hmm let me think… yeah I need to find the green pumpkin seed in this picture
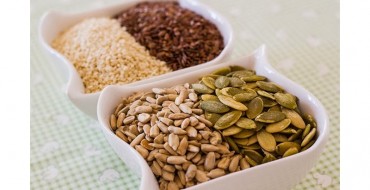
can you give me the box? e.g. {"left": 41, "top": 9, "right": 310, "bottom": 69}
{"left": 246, "top": 97, "right": 263, "bottom": 119}
{"left": 201, "top": 77, "right": 216, "bottom": 89}
{"left": 260, "top": 97, "right": 278, "bottom": 107}
{"left": 241, "top": 75, "right": 266, "bottom": 82}
{"left": 255, "top": 111, "right": 286, "bottom": 123}
{"left": 234, "top": 138, "right": 249, "bottom": 146}
{"left": 281, "top": 108, "right": 305, "bottom": 129}
{"left": 225, "top": 137, "right": 239, "bottom": 152}
{"left": 273, "top": 133, "right": 288, "bottom": 142}
{"left": 257, "top": 90, "right": 275, "bottom": 100}
{"left": 301, "top": 128, "right": 316, "bottom": 147}
{"left": 274, "top": 93, "right": 297, "bottom": 109}
{"left": 205, "top": 112, "right": 221, "bottom": 125}
{"left": 202, "top": 74, "right": 220, "bottom": 79}
{"left": 233, "top": 88, "right": 257, "bottom": 102}
{"left": 242, "top": 143, "right": 261, "bottom": 150}
{"left": 262, "top": 153, "right": 277, "bottom": 164}
{"left": 232, "top": 70, "right": 254, "bottom": 78}
{"left": 229, "top": 77, "right": 246, "bottom": 87}
{"left": 256, "top": 81, "right": 283, "bottom": 93}
{"left": 255, "top": 121, "right": 264, "bottom": 131}
{"left": 201, "top": 94, "right": 219, "bottom": 101}
{"left": 302, "top": 124, "right": 311, "bottom": 139}
{"left": 282, "top": 147, "right": 299, "bottom": 157}
{"left": 215, "top": 76, "right": 230, "bottom": 89}
{"left": 236, "top": 117, "right": 257, "bottom": 129}
{"left": 215, "top": 89, "right": 222, "bottom": 96}
{"left": 280, "top": 128, "right": 297, "bottom": 134}
{"left": 200, "top": 101, "right": 230, "bottom": 113}
{"left": 241, "top": 149, "right": 263, "bottom": 163}
{"left": 268, "top": 105, "right": 281, "bottom": 112}
{"left": 241, "top": 83, "right": 258, "bottom": 90}
{"left": 212, "top": 67, "right": 231, "bottom": 75}
{"left": 230, "top": 65, "right": 247, "bottom": 71}
{"left": 222, "top": 126, "right": 243, "bottom": 136}
{"left": 247, "top": 134, "right": 258, "bottom": 145}
{"left": 303, "top": 114, "right": 317, "bottom": 128}
{"left": 287, "top": 129, "right": 303, "bottom": 141}
{"left": 265, "top": 119, "right": 291, "bottom": 133}
{"left": 301, "top": 139, "right": 315, "bottom": 151}
{"left": 221, "top": 87, "right": 246, "bottom": 96}
{"left": 276, "top": 142, "right": 301, "bottom": 155}
{"left": 257, "top": 130, "right": 276, "bottom": 152}
{"left": 192, "top": 83, "right": 214, "bottom": 94}
{"left": 218, "top": 95, "right": 248, "bottom": 111}
{"left": 245, "top": 155, "right": 258, "bottom": 166}
{"left": 214, "top": 110, "right": 242, "bottom": 130}
{"left": 233, "top": 129, "right": 255, "bottom": 138}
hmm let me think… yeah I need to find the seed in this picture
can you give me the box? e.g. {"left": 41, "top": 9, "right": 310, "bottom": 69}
{"left": 167, "top": 181, "right": 179, "bottom": 190}
{"left": 169, "top": 134, "right": 180, "bottom": 151}
{"left": 154, "top": 133, "right": 164, "bottom": 144}
{"left": 110, "top": 114, "right": 117, "bottom": 131}
{"left": 214, "top": 110, "right": 242, "bottom": 130}
{"left": 151, "top": 161, "right": 162, "bottom": 176}
{"left": 212, "top": 67, "right": 231, "bottom": 75}
{"left": 204, "top": 152, "right": 216, "bottom": 171}
{"left": 280, "top": 128, "right": 297, "bottom": 134}
{"left": 185, "top": 164, "right": 197, "bottom": 182}
{"left": 149, "top": 143, "right": 164, "bottom": 149}
{"left": 186, "top": 126, "right": 198, "bottom": 138}
{"left": 218, "top": 94, "right": 248, "bottom": 111}
{"left": 257, "top": 130, "right": 276, "bottom": 152}
{"left": 194, "top": 115, "right": 213, "bottom": 127}
{"left": 229, "top": 77, "right": 246, "bottom": 87}
{"left": 159, "top": 117, "right": 173, "bottom": 126}
{"left": 233, "top": 92, "right": 257, "bottom": 102}
{"left": 247, "top": 134, "right": 258, "bottom": 145}
{"left": 169, "top": 113, "right": 190, "bottom": 120}
{"left": 168, "top": 102, "right": 181, "bottom": 113}
{"left": 229, "top": 155, "right": 241, "bottom": 172}
{"left": 301, "top": 128, "right": 316, "bottom": 147}
{"left": 202, "top": 77, "right": 216, "bottom": 90}
{"left": 135, "top": 106, "right": 153, "bottom": 114}
{"left": 199, "top": 131, "right": 212, "bottom": 140}
{"left": 256, "top": 81, "right": 282, "bottom": 93}
{"left": 175, "top": 89, "right": 188, "bottom": 105}
{"left": 241, "top": 75, "right": 266, "bottom": 82}
{"left": 225, "top": 137, "right": 239, "bottom": 152}
{"left": 282, "top": 108, "right": 306, "bottom": 129}
{"left": 123, "top": 115, "right": 135, "bottom": 125}
{"left": 177, "top": 170, "right": 186, "bottom": 186}
{"left": 255, "top": 111, "right": 286, "bottom": 123}
{"left": 135, "top": 145, "right": 149, "bottom": 159}
{"left": 177, "top": 136, "right": 188, "bottom": 155}
{"left": 288, "top": 129, "right": 303, "bottom": 141}
{"left": 301, "top": 139, "right": 316, "bottom": 151}
{"left": 276, "top": 142, "right": 301, "bottom": 155}
{"left": 239, "top": 158, "right": 250, "bottom": 170}
{"left": 167, "top": 156, "right": 187, "bottom": 165}
{"left": 140, "top": 139, "right": 154, "bottom": 150}
{"left": 283, "top": 147, "right": 299, "bottom": 157}
{"left": 137, "top": 113, "right": 151, "bottom": 123}
{"left": 274, "top": 93, "right": 297, "bottom": 109}
{"left": 162, "top": 170, "right": 175, "bottom": 181}
{"left": 236, "top": 117, "right": 257, "bottom": 129}
{"left": 201, "top": 94, "right": 219, "bottom": 101}
{"left": 201, "top": 144, "right": 219, "bottom": 152}
{"left": 192, "top": 83, "right": 214, "bottom": 94}
{"left": 180, "top": 118, "right": 190, "bottom": 129}
{"left": 262, "top": 153, "right": 277, "bottom": 164}
{"left": 257, "top": 90, "right": 275, "bottom": 100}
{"left": 215, "top": 76, "right": 230, "bottom": 88}
{"left": 217, "top": 157, "right": 231, "bottom": 170}
{"left": 130, "top": 133, "right": 145, "bottom": 147}
{"left": 246, "top": 97, "right": 263, "bottom": 119}
{"left": 115, "top": 130, "right": 128, "bottom": 143}
{"left": 187, "top": 145, "right": 200, "bottom": 153}
{"left": 210, "top": 131, "right": 222, "bottom": 145}
{"left": 189, "top": 116, "right": 199, "bottom": 126}
{"left": 200, "top": 101, "right": 230, "bottom": 113}
{"left": 195, "top": 170, "right": 209, "bottom": 182}
{"left": 164, "top": 142, "right": 178, "bottom": 155}
{"left": 168, "top": 126, "right": 187, "bottom": 135}
{"left": 232, "top": 129, "right": 255, "bottom": 139}
{"left": 273, "top": 133, "right": 288, "bottom": 142}
{"left": 222, "top": 126, "right": 243, "bottom": 136}
{"left": 150, "top": 124, "right": 160, "bottom": 137}
{"left": 260, "top": 97, "right": 278, "bottom": 107}
{"left": 207, "top": 168, "right": 225, "bottom": 179}
{"left": 302, "top": 124, "right": 312, "bottom": 139}
{"left": 265, "top": 119, "right": 291, "bottom": 133}
{"left": 241, "top": 149, "right": 263, "bottom": 164}
{"left": 179, "top": 104, "right": 192, "bottom": 114}
{"left": 234, "top": 138, "right": 249, "bottom": 146}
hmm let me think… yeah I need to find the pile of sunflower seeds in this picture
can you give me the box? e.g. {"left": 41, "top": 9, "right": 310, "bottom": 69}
{"left": 191, "top": 66, "right": 317, "bottom": 164}
{"left": 110, "top": 84, "right": 251, "bottom": 190}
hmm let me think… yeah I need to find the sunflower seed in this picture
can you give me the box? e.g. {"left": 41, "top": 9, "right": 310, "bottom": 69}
{"left": 229, "top": 155, "right": 242, "bottom": 172}
{"left": 179, "top": 104, "right": 193, "bottom": 114}
{"left": 195, "top": 170, "right": 210, "bottom": 182}
{"left": 204, "top": 152, "right": 216, "bottom": 171}
{"left": 207, "top": 168, "right": 225, "bottom": 178}
{"left": 110, "top": 114, "right": 117, "bottom": 131}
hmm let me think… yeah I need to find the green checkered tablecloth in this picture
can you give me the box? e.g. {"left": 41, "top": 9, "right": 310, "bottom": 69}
{"left": 30, "top": 0, "right": 339, "bottom": 189}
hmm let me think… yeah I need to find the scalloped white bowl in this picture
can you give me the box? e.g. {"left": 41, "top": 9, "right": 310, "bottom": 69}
{"left": 39, "top": 0, "right": 233, "bottom": 119}
{"left": 97, "top": 45, "right": 329, "bottom": 190}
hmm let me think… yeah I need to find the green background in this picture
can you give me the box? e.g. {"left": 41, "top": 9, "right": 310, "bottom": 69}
{"left": 31, "top": 0, "right": 339, "bottom": 189}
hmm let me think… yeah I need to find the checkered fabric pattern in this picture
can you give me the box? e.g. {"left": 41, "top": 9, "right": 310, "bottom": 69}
{"left": 31, "top": 0, "right": 339, "bottom": 189}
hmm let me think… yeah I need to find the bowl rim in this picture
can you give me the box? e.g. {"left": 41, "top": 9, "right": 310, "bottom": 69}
{"left": 96, "top": 45, "right": 330, "bottom": 190}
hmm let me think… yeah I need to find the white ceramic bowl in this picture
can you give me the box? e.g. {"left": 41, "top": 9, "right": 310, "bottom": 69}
{"left": 39, "top": 0, "right": 233, "bottom": 119}
{"left": 97, "top": 45, "right": 329, "bottom": 190}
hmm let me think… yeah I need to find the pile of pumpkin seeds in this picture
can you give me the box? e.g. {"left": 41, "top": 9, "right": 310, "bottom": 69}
{"left": 192, "top": 66, "right": 317, "bottom": 165}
